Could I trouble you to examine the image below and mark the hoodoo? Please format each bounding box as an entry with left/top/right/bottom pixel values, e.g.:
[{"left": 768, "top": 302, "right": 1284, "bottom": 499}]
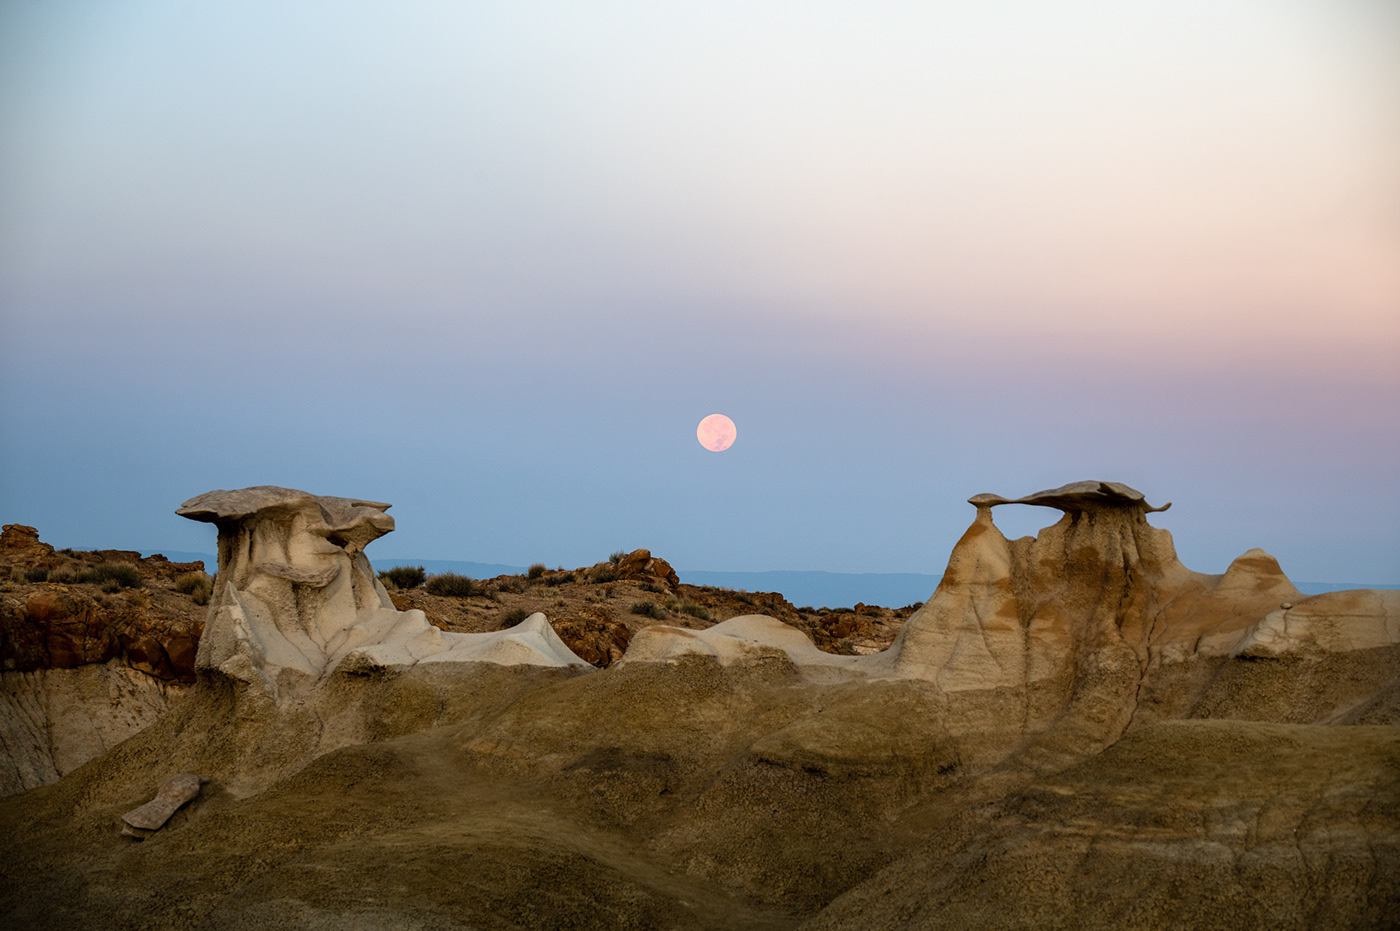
[
  {"left": 1, "top": 482, "right": 1395, "bottom": 930},
  {"left": 177, "top": 486, "right": 590, "bottom": 698}
]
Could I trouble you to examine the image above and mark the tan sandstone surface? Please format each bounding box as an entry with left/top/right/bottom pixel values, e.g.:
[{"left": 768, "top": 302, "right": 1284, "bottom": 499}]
[{"left": 0, "top": 482, "right": 1395, "bottom": 930}]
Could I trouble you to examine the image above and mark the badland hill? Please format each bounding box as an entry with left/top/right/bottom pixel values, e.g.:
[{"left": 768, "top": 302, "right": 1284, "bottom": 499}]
[{"left": 1, "top": 482, "right": 1396, "bottom": 930}]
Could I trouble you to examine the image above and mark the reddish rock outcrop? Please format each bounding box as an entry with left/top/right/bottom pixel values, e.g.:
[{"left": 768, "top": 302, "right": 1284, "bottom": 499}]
[
  {"left": 0, "top": 528, "right": 207, "bottom": 683},
  {"left": 0, "top": 524, "right": 55, "bottom": 570},
  {"left": 552, "top": 609, "right": 632, "bottom": 667},
  {"left": 612, "top": 549, "right": 681, "bottom": 592}
]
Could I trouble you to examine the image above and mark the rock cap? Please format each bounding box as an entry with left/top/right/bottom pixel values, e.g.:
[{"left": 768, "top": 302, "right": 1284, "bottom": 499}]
[
  {"left": 968, "top": 480, "right": 1169, "bottom": 513},
  {"left": 177, "top": 486, "right": 394, "bottom": 549}
]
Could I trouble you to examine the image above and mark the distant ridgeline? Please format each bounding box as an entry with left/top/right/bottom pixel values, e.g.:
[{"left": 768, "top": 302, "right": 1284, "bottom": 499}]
[
  {"left": 147, "top": 551, "right": 1393, "bottom": 611},
  {"left": 676, "top": 570, "right": 940, "bottom": 610}
]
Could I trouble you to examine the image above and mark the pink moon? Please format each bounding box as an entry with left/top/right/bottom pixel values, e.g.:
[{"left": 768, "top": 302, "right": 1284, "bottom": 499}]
[{"left": 696, "top": 414, "right": 737, "bottom": 452}]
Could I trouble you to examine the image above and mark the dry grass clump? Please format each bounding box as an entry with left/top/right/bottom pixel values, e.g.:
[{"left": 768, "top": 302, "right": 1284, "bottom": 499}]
[
  {"left": 527, "top": 563, "right": 546, "bottom": 579},
  {"left": 174, "top": 571, "right": 214, "bottom": 605},
  {"left": 424, "top": 572, "right": 484, "bottom": 598},
  {"left": 494, "top": 575, "right": 528, "bottom": 594},
  {"left": 677, "top": 602, "right": 712, "bottom": 622},
  {"left": 378, "top": 566, "right": 426, "bottom": 590},
  {"left": 77, "top": 563, "right": 142, "bottom": 590},
  {"left": 630, "top": 601, "right": 667, "bottom": 620}
]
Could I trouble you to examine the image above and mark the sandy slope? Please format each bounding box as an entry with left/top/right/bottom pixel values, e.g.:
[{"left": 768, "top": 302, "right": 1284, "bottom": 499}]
[{"left": 2, "top": 659, "right": 1395, "bottom": 930}]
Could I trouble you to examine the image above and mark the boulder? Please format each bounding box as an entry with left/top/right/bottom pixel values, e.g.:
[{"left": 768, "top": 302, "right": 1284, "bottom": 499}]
[
  {"left": 120, "top": 772, "right": 206, "bottom": 836},
  {"left": 0, "top": 524, "right": 55, "bottom": 572},
  {"left": 611, "top": 548, "right": 682, "bottom": 592}
]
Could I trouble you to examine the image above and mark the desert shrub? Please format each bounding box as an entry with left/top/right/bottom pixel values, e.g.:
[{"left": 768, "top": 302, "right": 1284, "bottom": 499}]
[
  {"left": 424, "top": 573, "right": 482, "bottom": 598},
  {"left": 174, "top": 572, "right": 214, "bottom": 605},
  {"left": 591, "top": 564, "right": 618, "bottom": 584},
  {"left": 902, "top": 601, "right": 925, "bottom": 612},
  {"left": 495, "top": 575, "right": 527, "bottom": 594},
  {"left": 796, "top": 606, "right": 815, "bottom": 614},
  {"left": 499, "top": 607, "right": 530, "bottom": 628},
  {"left": 78, "top": 563, "right": 141, "bottom": 589},
  {"left": 379, "top": 566, "right": 426, "bottom": 590},
  {"left": 608, "top": 550, "right": 626, "bottom": 565},
  {"left": 59, "top": 548, "right": 74, "bottom": 556},
  {"left": 173, "top": 571, "right": 208, "bottom": 594},
  {"left": 49, "top": 568, "right": 75, "bottom": 584},
  {"left": 678, "top": 602, "right": 711, "bottom": 622},
  {"left": 544, "top": 571, "right": 576, "bottom": 587},
  {"left": 637, "top": 581, "right": 663, "bottom": 594},
  {"left": 527, "top": 563, "right": 546, "bottom": 579},
  {"left": 9, "top": 569, "right": 26, "bottom": 583},
  {"left": 630, "top": 601, "right": 666, "bottom": 620},
  {"left": 24, "top": 567, "right": 49, "bottom": 583},
  {"left": 735, "top": 592, "right": 755, "bottom": 605}
]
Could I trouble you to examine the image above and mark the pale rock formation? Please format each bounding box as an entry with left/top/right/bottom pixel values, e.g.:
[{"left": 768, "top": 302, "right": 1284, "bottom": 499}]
[
  {"left": 614, "top": 480, "right": 1400, "bottom": 774},
  {"left": 883, "top": 480, "right": 1400, "bottom": 768},
  {"left": 1221, "top": 589, "right": 1400, "bottom": 659},
  {"left": 615, "top": 614, "right": 884, "bottom": 677},
  {"left": 177, "top": 487, "right": 589, "bottom": 704},
  {"left": 1, "top": 481, "right": 1396, "bottom": 930},
  {"left": 121, "top": 773, "right": 206, "bottom": 837}
]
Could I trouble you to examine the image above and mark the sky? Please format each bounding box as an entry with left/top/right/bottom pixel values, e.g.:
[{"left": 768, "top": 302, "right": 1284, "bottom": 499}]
[{"left": 1, "top": 0, "right": 1397, "bottom": 586}]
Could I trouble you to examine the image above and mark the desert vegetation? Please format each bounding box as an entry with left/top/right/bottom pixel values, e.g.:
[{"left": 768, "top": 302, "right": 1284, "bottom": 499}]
[
  {"left": 77, "top": 563, "right": 142, "bottom": 590},
  {"left": 377, "top": 565, "right": 426, "bottom": 590},
  {"left": 423, "top": 572, "right": 485, "bottom": 598},
  {"left": 629, "top": 600, "right": 667, "bottom": 620},
  {"left": 173, "top": 571, "right": 214, "bottom": 605}
]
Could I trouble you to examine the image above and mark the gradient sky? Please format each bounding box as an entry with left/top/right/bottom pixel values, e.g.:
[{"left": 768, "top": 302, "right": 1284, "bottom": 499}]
[{"left": 2, "top": 0, "right": 1397, "bottom": 585}]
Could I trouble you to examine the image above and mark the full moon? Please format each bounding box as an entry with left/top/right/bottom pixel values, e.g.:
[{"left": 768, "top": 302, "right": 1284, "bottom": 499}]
[{"left": 696, "top": 414, "right": 737, "bottom": 452}]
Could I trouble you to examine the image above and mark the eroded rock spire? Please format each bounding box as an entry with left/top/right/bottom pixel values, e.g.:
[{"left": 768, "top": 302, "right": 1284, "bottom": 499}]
[{"left": 176, "top": 486, "right": 589, "bottom": 703}]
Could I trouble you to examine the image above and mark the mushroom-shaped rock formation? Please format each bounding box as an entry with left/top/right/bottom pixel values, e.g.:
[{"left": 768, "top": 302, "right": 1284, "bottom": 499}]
[
  {"left": 885, "top": 480, "right": 1399, "bottom": 770},
  {"left": 177, "top": 487, "right": 589, "bottom": 702},
  {"left": 2, "top": 481, "right": 1398, "bottom": 930}
]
